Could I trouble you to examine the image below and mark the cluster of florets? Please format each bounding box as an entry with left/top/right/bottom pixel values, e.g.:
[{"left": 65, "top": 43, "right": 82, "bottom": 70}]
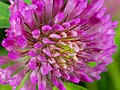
[{"left": 0, "top": 0, "right": 118, "bottom": 90}]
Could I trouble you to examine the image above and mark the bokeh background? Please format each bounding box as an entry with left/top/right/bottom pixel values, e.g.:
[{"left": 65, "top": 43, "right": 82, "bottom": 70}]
[{"left": 0, "top": 0, "right": 120, "bottom": 90}]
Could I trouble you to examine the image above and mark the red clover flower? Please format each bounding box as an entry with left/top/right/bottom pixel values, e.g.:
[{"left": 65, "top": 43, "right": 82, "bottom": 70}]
[{"left": 0, "top": 0, "right": 118, "bottom": 90}]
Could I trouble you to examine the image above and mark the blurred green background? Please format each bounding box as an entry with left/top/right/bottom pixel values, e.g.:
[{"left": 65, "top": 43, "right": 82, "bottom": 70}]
[{"left": 0, "top": 0, "right": 120, "bottom": 90}]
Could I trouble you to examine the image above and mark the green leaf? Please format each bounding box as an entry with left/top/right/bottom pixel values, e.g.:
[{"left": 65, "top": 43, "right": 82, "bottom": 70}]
[
  {"left": 53, "top": 82, "right": 88, "bottom": 90},
  {"left": 0, "top": 85, "right": 12, "bottom": 90},
  {"left": 0, "top": 47, "right": 8, "bottom": 55},
  {"left": 24, "top": 0, "right": 31, "bottom": 4},
  {"left": 0, "top": 0, "right": 32, "bottom": 28},
  {"left": 108, "top": 24, "right": 120, "bottom": 90},
  {"left": 0, "top": 1, "right": 10, "bottom": 28},
  {"left": 0, "top": 0, "right": 9, "bottom": 3}
]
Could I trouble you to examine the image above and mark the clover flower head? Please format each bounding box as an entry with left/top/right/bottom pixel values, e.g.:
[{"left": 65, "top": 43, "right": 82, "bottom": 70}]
[{"left": 0, "top": 0, "right": 118, "bottom": 90}]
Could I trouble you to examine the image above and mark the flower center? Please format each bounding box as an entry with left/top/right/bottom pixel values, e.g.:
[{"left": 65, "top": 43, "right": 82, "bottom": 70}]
[{"left": 23, "top": 20, "right": 84, "bottom": 71}]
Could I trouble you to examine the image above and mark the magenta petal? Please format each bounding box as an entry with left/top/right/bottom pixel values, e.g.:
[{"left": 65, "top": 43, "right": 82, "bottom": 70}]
[
  {"left": 28, "top": 57, "right": 37, "bottom": 70},
  {"left": 9, "top": 0, "right": 26, "bottom": 13},
  {"left": 42, "top": 38, "right": 55, "bottom": 44},
  {"left": 68, "top": 1, "right": 87, "bottom": 19},
  {"left": 70, "top": 18, "right": 81, "bottom": 26},
  {"left": 34, "top": 42, "right": 43, "bottom": 49},
  {"left": 83, "top": 0, "right": 104, "bottom": 17},
  {"left": 38, "top": 78, "right": 46, "bottom": 90},
  {"left": 53, "top": 68, "right": 61, "bottom": 77},
  {"left": 28, "top": 49, "right": 37, "bottom": 57},
  {"left": 51, "top": 76, "right": 59, "bottom": 86},
  {"left": 38, "top": 83, "right": 46, "bottom": 90},
  {"left": 21, "top": 80, "right": 36, "bottom": 90},
  {"left": 30, "top": 71, "right": 38, "bottom": 84},
  {"left": 32, "top": 0, "right": 38, "bottom": 4},
  {"left": 69, "top": 75, "right": 80, "bottom": 83},
  {"left": 42, "top": 25, "right": 52, "bottom": 35},
  {"left": 89, "top": 16, "right": 101, "bottom": 25},
  {"left": 80, "top": 73, "right": 93, "bottom": 82},
  {"left": 43, "top": 48, "right": 51, "bottom": 57},
  {"left": 4, "top": 63, "right": 21, "bottom": 75},
  {"left": 64, "top": 0, "right": 79, "bottom": 19},
  {"left": 9, "top": 70, "right": 25, "bottom": 87},
  {"left": 62, "top": 71, "right": 70, "bottom": 80},
  {"left": 0, "top": 56, "right": 10, "bottom": 65},
  {"left": 48, "top": 58, "right": 56, "bottom": 64},
  {"left": 52, "top": 76, "right": 66, "bottom": 90},
  {"left": 16, "top": 35, "right": 27, "bottom": 49},
  {"left": 32, "top": 29, "right": 40, "bottom": 39},
  {"left": 49, "top": 34, "right": 61, "bottom": 39},
  {"left": 96, "top": 8, "right": 107, "bottom": 18},
  {"left": 41, "top": 63, "right": 52, "bottom": 75},
  {"left": 62, "top": 22, "right": 70, "bottom": 29},
  {"left": 0, "top": 68, "right": 11, "bottom": 84},
  {"left": 57, "top": 81, "right": 66, "bottom": 90},
  {"left": 52, "top": 52, "right": 60, "bottom": 57},
  {"left": 53, "top": 0, "right": 63, "bottom": 14},
  {"left": 43, "top": 0, "right": 53, "bottom": 19},
  {"left": 8, "top": 51, "right": 21, "bottom": 60},
  {"left": 53, "top": 24, "right": 64, "bottom": 32},
  {"left": 9, "top": 0, "right": 14, "bottom": 4},
  {"left": 10, "top": 12, "right": 24, "bottom": 36},
  {"left": 37, "top": 55, "right": 46, "bottom": 62},
  {"left": 54, "top": 12, "right": 64, "bottom": 23},
  {"left": 35, "top": 1, "right": 44, "bottom": 15},
  {"left": 90, "top": 72, "right": 101, "bottom": 80},
  {"left": 68, "top": 30, "right": 78, "bottom": 37},
  {"left": 21, "top": 5, "right": 37, "bottom": 28},
  {"left": 2, "top": 39, "right": 15, "bottom": 51}
]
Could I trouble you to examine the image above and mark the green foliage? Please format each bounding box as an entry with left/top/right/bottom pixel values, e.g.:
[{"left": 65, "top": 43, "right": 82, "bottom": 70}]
[
  {"left": 53, "top": 82, "right": 88, "bottom": 90},
  {"left": 0, "top": 85, "right": 12, "bottom": 90},
  {"left": 0, "top": 1, "right": 10, "bottom": 28},
  {"left": 24, "top": 0, "right": 31, "bottom": 4},
  {"left": 107, "top": 24, "right": 120, "bottom": 90},
  {"left": 0, "top": 47, "right": 8, "bottom": 55},
  {"left": 0, "top": 0, "right": 31, "bottom": 29}
]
